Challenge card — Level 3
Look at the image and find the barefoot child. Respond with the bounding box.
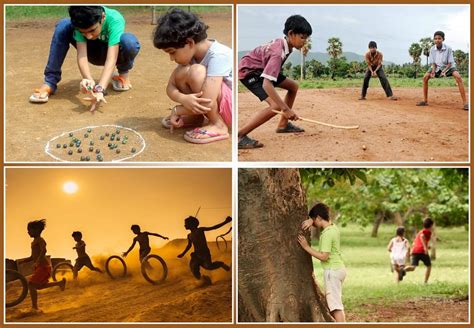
[404,218,434,283]
[19,219,66,311]
[122,225,169,264]
[29,6,140,111]
[359,41,398,101]
[71,231,102,279]
[416,31,468,110]
[177,216,232,284]
[387,226,410,283]
[238,15,312,149]
[298,203,346,322]
[153,8,232,144]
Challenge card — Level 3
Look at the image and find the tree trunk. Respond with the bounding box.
[430,222,437,260]
[371,211,384,237]
[393,211,403,226]
[238,168,333,322]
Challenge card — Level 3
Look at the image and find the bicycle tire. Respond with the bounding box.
[52,262,74,281]
[216,236,228,251]
[141,254,168,285]
[105,255,127,279]
[6,269,28,308]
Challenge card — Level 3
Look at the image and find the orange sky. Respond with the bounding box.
[5,168,232,261]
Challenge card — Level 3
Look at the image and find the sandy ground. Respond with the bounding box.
[5,13,232,162]
[238,88,469,162]
[6,241,232,322]
[347,296,468,322]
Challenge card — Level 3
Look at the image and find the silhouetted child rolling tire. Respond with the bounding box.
[6,269,29,308]
[140,254,168,285]
[52,262,74,282]
[105,255,127,279]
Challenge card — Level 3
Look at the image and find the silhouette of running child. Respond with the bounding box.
[178,216,232,285]
[123,225,169,265]
[71,231,103,279]
[17,219,66,312]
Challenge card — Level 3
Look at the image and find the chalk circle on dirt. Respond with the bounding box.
[45,125,146,162]
[6,269,29,308]
[141,254,168,285]
[52,262,74,282]
[105,255,127,280]
[216,236,228,252]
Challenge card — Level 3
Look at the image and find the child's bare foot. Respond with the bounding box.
[29,84,52,103]
[59,278,66,291]
[161,114,205,129]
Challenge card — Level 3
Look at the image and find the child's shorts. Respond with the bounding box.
[240,71,287,101]
[29,263,52,285]
[411,253,431,267]
[219,82,232,127]
[323,268,347,312]
[427,67,456,78]
[390,256,406,266]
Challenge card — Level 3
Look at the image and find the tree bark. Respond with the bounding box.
[238,168,334,322]
[371,210,385,237]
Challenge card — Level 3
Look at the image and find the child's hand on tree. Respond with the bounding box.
[301,218,314,231]
[298,235,310,250]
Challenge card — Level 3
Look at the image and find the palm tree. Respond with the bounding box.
[409,43,422,79]
[326,37,343,79]
[419,37,434,66]
[300,37,312,80]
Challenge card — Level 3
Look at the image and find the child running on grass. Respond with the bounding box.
[178,216,232,285]
[416,31,468,111]
[153,8,232,144]
[29,6,141,112]
[71,231,103,279]
[123,225,169,264]
[298,203,346,322]
[387,226,410,283]
[403,218,434,283]
[237,15,312,149]
[17,219,66,312]
[359,41,398,101]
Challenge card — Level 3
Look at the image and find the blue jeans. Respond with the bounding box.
[43,18,140,92]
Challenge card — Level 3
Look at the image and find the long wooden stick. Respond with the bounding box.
[271,110,359,130]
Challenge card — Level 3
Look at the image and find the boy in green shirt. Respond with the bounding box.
[29,6,140,111]
[298,203,347,322]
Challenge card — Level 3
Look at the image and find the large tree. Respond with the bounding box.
[419,37,434,66]
[238,168,333,322]
[326,37,343,79]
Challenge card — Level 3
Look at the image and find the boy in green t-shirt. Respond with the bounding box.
[298,203,347,322]
[29,6,140,111]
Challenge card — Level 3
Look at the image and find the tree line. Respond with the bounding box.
[286,37,469,80]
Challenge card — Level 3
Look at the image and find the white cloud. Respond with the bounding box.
[440,6,470,51]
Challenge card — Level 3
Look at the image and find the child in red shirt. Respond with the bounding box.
[404,217,434,283]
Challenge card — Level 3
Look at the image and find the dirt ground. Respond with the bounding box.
[238,88,469,162]
[6,241,232,322]
[347,296,469,322]
[5,13,232,162]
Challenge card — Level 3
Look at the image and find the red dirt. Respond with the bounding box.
[238,88,469,162]
[347,297,469,322]
[5,12,232,162]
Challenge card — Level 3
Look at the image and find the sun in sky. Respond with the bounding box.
[63,181,78,194]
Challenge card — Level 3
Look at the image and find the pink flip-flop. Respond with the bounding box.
[184,128,229,144]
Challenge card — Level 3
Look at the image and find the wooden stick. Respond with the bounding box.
[271,110,359,130]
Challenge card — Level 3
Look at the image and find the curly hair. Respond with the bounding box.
[153,8,208,49]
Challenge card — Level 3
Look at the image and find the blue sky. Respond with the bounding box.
[238,5,470,64]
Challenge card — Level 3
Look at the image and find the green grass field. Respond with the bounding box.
[311,224,469,312]
[238,76,468,92]
[5,5,230,20]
